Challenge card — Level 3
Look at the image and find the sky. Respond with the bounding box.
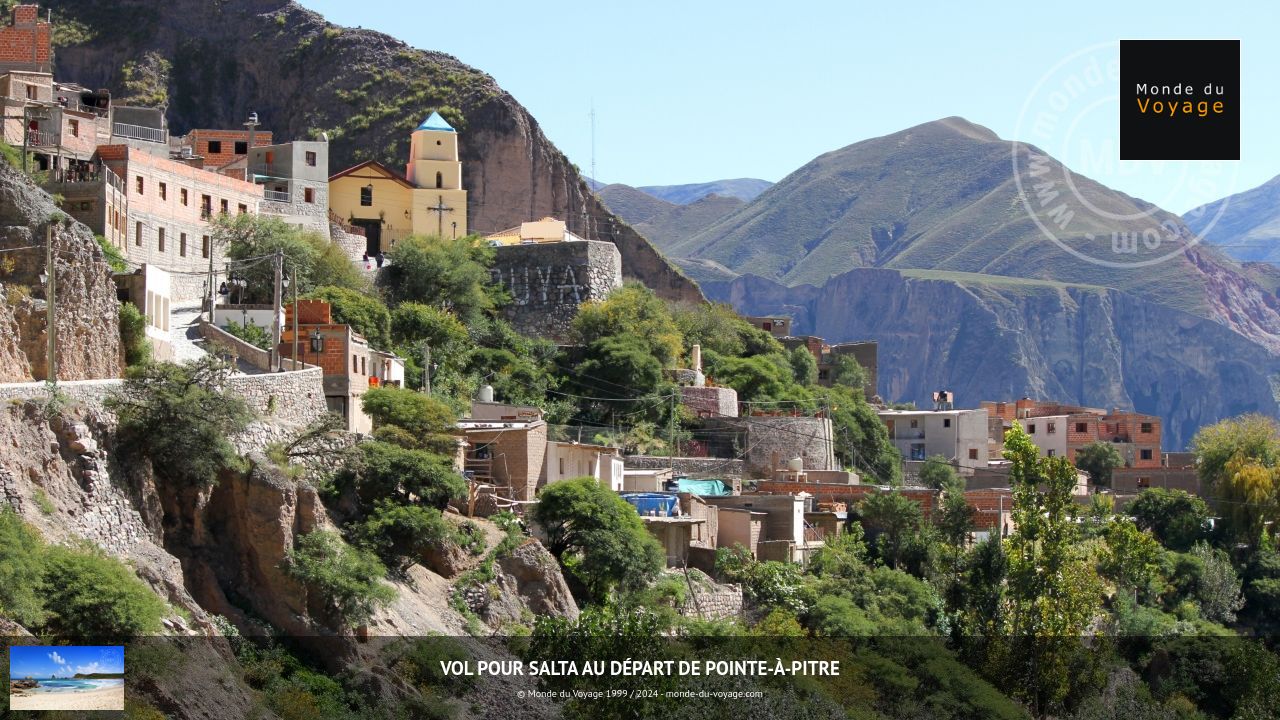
[298,0,1279,213]
[9,646,124,679]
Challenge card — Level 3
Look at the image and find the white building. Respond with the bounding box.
[878,408,990,469]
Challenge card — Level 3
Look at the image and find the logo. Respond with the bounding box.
[1120,40,1239,160]
[1012,42,1239,268]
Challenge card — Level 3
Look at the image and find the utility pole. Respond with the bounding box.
[45,224,56,385]
[290,266,298,371]
[271,249,283,371]
[206,233,216,323]
[668,393,676,458]
[422,342,431,394]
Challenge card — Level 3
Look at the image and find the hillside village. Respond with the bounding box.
[1,4,1279,719]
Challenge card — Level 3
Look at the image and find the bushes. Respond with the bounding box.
[285,530,396,626]
[222,319,272,351]
[118,302,152,367]
[42,543,167,637]
[107,357,252,488]
[362,386,456,443]
[307,285,391,350]
[0,510,165,637]
[350,440,466,510]
[351,501,468,570]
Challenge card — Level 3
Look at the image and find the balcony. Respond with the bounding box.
[25,130,55,148]
[262,189,291,203]
[111,122,166,144]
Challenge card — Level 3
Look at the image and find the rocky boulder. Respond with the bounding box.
[476,539,578,627]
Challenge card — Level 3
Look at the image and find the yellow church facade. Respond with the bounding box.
[329,111,468,255]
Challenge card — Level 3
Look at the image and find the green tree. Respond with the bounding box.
[215,214,365,302]
[531,477,664,601]
[347,441,465,511]
[817,384,902,483]
[306,285,391,350]
[1101,518,1163,600]
[107,357,253,488]
[1074,441,1124,491]
[572,283,682,367]
[1187,542,1244,624]
[859,490,937,577]
[788,345,818,386]
[378,234,498,325]
[1128,488,1210,552]
[829,355,868,391]
[362,386,456,444]
[285,530,396,627]
[0,509,47,626]
[936,486,976,548]
[1003,423,1103,715]
[704,349,809,404]
[42,543,167,637]
[118,302,152,368]
[670,302,781,359]
[350,501,465,571]
[1192,414,1280,545]
[919,454,959,491]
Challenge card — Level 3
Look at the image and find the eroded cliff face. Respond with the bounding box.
[710,269,1280,449]
[46,0,702,305]
[0,161,121,381]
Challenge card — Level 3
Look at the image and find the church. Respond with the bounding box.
[328,111,468,256]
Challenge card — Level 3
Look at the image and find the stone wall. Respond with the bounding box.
[680,385,738,418]
[488,240,622,340]
[625,455,745,479]
[225,367,327,427]
[708,416,836,477]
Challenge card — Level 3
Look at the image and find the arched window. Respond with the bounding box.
[435,171,443,189]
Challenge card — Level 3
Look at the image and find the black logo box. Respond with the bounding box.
[1120,39,1239,160]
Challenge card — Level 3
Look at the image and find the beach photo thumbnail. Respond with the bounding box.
[8,645,124,711]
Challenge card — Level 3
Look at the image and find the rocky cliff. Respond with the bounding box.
[708,269,1280,449]
[44,0,702,305]
[0,160,121,381]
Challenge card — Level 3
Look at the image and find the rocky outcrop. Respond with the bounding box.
[486,540,579,624]
[46,0,703,305]
[0,161,121,381]
[710,269,1280,450]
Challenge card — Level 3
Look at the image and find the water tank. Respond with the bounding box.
[787,457,804,472]
[477,384,494,403]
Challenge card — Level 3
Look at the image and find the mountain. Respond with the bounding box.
[637,178,773,204]
[707,269,1280,450]
[1183,174,1280,263]
[668,117,1280,352]
[598,184,745,249]
[43,0,701,305]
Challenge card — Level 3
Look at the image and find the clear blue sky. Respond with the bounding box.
[299,0,1278,212]
[9,646,124,678]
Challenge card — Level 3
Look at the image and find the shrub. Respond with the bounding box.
[362,386,457,440]
[351,501,459,569]
[96,234,127,272]
[352,440,466,510]
[118,302,152,367]
[0,509,47,626]
[107,357,253,488]
[285,530,396,626]
[307,285,390,350]
[222,319,272,351]
[42,542,166,637]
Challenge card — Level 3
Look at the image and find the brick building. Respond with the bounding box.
[244,140,329,233]
[458,401,549,504]
[277,299,376,433]
[92,144,264,300]
[176,128,274,169]
[0,5,50,74]
[982,399,1162,471]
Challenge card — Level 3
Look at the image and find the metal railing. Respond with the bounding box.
[111,122,166,144]
[262,189,291,203]
[25,130,55,147]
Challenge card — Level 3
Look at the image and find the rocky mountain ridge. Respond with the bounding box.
[706,269,1280,450]
[1183,173,1280,263]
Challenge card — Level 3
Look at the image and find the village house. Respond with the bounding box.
[878,400,990,471]
[982,398,1163,470]
[544,440,625,491]
[743,315,790,337]
[457,398,548,506]
[113,263,173,362]
[328,111,468,256]
[276,299,383,433]
[1112,452,1200,499]
[778,335,879,399]
[174,127,274,170]
[703,492,825,564]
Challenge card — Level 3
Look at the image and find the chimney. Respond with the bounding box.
[691,344,702,373]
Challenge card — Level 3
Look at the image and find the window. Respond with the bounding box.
[762,321,772,331]
[180,188,188,206]
[1140,449,1153,460]
[135,221,142,246]
[201,194,212,218]
[202,235,210,259]
[234,141,247,154]
[220,199,228,214]
[135,176,144,194]
[179,233,187,257]
[303,187,314,203]
[237,203,247,214]
[1137,477,1151,489]
[558,458,565,475]
[68,119,78,137]
[910,443,925,461]
[1048,449,1056,457]
[968,448,978,460]
[1140,422,1153,434]
[359,185,372,206]
[207,140,222,154]
[435,171,443,189]
[1075,422,1088,433]
[305,151,317,166]
[159,182,167,200]
[817,369,829,380]
[78,201,91,211]
[24,84,36,100]
[1027,424,1036,434]
[943,418,951,428]
[157,227,165,252]
[360,356,366,375]
[909,419,918,429]
[1047,422,1056,434]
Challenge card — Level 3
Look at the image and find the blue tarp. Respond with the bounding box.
[676,478,730,496]
[620,492,678,517]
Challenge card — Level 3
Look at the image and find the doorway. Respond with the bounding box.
[352,219,382,256]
